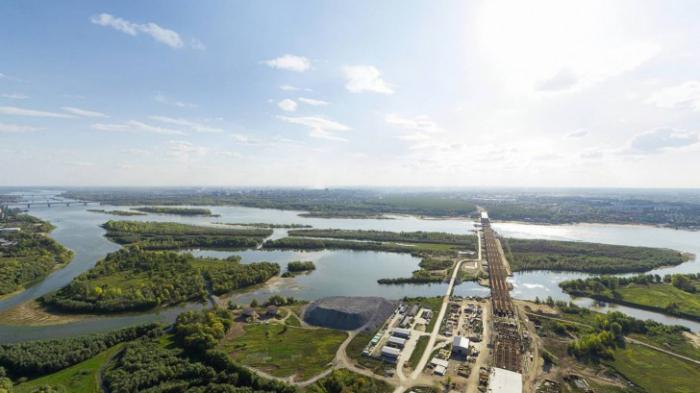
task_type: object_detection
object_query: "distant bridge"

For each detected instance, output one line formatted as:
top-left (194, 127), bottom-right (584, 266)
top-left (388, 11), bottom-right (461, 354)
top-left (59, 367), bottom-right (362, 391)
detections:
top-left (2, 201), bottom-right (100, 209)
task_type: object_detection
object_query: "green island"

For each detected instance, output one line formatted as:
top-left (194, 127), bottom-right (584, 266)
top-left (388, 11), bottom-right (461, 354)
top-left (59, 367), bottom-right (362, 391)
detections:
top-left (102, 220), bottom-right (271, 250)
top-left (560, 273), bottom-right (700, 320)
top-left (529, 301), bottom-right (700, 393)
top-left (265, 228), bottom-right (476, 256)
top-left (0, 210), bottom-right (74, 297)
top-left (282, 260), bottom-right (316, 277)
top-left (219, 222), bottom-right (313, 229)
top-left (503, 238), bottom-right (688, 274)
top-left (378, 257), bottom-right (454, 284)
top-left (86, 208), bottom-right (146, 216)
top-left (288, 229), bottom-right (477, 247)
top-left (39, 248), bottom-right (279, 313)
top-left (131, 206), bottom-right (217, 216)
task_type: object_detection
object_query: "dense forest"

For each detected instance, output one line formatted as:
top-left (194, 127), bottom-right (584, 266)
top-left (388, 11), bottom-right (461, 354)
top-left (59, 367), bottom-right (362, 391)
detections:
top-left (41, 249), bottom-right (279, 313)
top-left (502, 238), bottom-right (688, 274)
top-left (195, 256), bottom-right (279, 295)
top-left (102, 220), bottom-right (270, 250)
top-left (0, 211), bottom-right (73, 296)
top-left (87, 208), bottom-right (146, 216)
top-left (103, 309), bottom-right (296, 393)
top-left (306, 369), bottom-right (392, 393)
top-left (0, 324), bottom-right (159, 378)
top-left (63, 188), bottom-right (700, 229)
top-left (287, 229), bottom-right (477, 248)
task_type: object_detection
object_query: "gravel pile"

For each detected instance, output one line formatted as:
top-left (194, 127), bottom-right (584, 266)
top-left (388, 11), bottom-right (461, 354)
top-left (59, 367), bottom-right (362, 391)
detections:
top-left (303, 296), bottom-right (396, 331)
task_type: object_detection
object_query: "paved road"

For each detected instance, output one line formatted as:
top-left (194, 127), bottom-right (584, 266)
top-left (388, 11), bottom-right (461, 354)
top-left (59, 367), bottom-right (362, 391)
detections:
top-left (409, 259), bottom-right (464, 380)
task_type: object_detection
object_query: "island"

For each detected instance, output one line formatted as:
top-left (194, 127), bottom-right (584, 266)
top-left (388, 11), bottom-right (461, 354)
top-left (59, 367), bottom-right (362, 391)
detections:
top-left (131, 206), bottom-right (217, 216)
top-left (102, 220), bottom-right (271, 250)
top-left (0, 209), bottom-right (73, 297)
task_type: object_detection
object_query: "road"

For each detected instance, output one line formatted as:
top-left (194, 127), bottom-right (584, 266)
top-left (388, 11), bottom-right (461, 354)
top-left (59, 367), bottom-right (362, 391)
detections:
top-left (409, 258), bottom-right (464, 380)
top-left (527, 311), bottom-right (700, 366)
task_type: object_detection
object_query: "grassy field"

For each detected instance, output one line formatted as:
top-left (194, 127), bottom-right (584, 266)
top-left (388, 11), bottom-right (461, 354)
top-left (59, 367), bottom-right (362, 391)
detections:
top-left (615, 284), bottom-right (700, 319)
top-left (221, 323), bottom-right (347, 380)
top-left (409, 336), bottom-right (429, 369)
top-left (605, 343), bottom-right (700, 393)
top-left (14, 344), bottom-right (122, 393)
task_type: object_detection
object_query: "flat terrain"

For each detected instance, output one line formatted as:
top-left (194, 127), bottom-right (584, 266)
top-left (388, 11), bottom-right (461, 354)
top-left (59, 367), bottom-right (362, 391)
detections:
top-left (605, 343), bottom-right (700, 393)
top-left (221, 323), bottom-right (347, 380)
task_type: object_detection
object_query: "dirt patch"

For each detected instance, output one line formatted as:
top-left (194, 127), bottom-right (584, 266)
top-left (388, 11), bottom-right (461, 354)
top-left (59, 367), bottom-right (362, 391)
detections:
top-left (0, 300), bottom-right (86, 326)
top-left (683, 332), bottom-right (700, 349)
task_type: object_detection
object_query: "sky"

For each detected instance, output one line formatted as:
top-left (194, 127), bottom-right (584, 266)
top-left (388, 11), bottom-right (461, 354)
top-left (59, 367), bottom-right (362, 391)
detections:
top-left (1, 0), bottom-right (700, 188)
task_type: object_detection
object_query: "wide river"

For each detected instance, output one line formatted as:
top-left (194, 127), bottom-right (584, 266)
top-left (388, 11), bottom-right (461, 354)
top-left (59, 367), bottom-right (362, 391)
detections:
top-left (1, 195), bottom-right (699, 341)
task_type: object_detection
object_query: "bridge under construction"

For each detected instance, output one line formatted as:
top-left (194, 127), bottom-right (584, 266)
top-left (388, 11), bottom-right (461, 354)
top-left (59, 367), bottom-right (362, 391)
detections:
top-left (481, 212), bottom-right (523, 373)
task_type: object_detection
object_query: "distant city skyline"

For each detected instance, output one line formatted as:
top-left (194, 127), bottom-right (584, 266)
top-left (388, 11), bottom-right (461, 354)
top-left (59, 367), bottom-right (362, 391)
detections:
top-left (1, 1), bottom-right (700, 187)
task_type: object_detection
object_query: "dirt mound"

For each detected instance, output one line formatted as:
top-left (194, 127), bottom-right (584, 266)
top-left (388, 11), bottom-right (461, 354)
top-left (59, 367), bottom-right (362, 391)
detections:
top-left (303, 296), bottom-right (396, 331)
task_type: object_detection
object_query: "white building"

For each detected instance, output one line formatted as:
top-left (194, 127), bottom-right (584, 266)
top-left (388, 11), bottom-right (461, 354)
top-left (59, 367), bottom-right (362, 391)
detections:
top-left (392, 328), bottom-right (411, 338)
top-left (488, 368), bottom-right (522, 393)
top-left (434, 365), bottom-right (447, 376)
top-left (381, 346), bottom-right (401, 359)
top-left (430, 357), bottom-right (449, 369)
top-left (387, 336), bottom-right (406, 348)
top-left (452, 336), bottom-right (470, 356)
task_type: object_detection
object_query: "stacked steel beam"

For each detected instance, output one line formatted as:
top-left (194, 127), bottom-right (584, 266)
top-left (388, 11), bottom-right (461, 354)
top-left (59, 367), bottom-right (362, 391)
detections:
top-left (481, 216), bottom-right (522, 372)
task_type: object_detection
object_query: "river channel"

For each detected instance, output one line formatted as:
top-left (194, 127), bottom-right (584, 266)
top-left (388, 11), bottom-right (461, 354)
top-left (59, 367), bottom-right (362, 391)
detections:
top-left (1, 192), bottom-right (699, 342)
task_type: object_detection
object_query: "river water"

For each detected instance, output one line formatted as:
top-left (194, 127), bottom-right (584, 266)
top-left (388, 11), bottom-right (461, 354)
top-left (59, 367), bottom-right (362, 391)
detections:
top-left (1, 193), bottom-right (699, 342)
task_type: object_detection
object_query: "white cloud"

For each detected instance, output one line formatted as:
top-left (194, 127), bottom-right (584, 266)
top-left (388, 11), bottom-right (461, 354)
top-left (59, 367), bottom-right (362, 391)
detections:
top-left (92, 120), bottom-right (186, 135)
top-left (298, 97), bottom-right (329, 106)
top-left (166, 140), bottom-right (208, 160)
top-left (277, 115), bottom-right (350, 141)
top-left (342, 65), bottom-right (394, 94)
top-left (154, 93), bottom-right (197, 108)
top-left (263, 55), bottom-right (311, 72)
top-left (0, 123), bottom-right (42, 133)
top-left (277, 99), bottom-right (298, 112)
top-left (2, 93), bottom-right (29, 100)
top-left (0, 106), bottom-right (75, 118)
top-left (149, 115), bottom-right (223, 133)
top-left (536, 68), bottom-right (578, 92)
top-left (385, 114), bottom-right (442, 134)
top-left (624, 128), bottom-right (699, 154)
top-left (280, 85), bottom-right (300, 91)
top-left (61, 106), bottom-right (108, 118)
top-left (566, 129), bottom-right (589, 138)
top-left (647, 81), bottom-right (700, 111)
top-left (90, 13), bottom-right (201, 49)
top-left (190, 38), bottom-right (206, 51)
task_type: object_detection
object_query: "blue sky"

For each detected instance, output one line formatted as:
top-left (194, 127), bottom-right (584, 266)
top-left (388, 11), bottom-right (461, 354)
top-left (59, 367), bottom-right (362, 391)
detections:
top-left (2, 1), bottom-right (700, 187)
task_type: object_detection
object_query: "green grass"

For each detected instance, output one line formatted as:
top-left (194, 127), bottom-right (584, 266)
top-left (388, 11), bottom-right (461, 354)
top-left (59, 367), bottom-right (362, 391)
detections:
top-left (14, 344), bottom-right (122, 393)
top-left (221, 323), bottom-right (347, 380)
top-left (604, 343), bottom-right (700, 393)
top-left (285, 313), bottom-right (302, 327)
top-left (409, 336), bottom-right (429, 369)
top-left (304, 368), bottom-right (393, 393)
top-left (615, 284), bottom-right (700, 319)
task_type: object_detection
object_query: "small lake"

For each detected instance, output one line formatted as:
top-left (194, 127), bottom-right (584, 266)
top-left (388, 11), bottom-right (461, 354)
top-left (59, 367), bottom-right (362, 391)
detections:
top-left (1, 191), bottom-right (699, 341)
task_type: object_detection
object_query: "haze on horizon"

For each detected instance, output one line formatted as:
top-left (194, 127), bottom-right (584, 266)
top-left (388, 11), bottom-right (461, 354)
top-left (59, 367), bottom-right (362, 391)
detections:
top-left (2, 1), bottom-right (700, 188)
